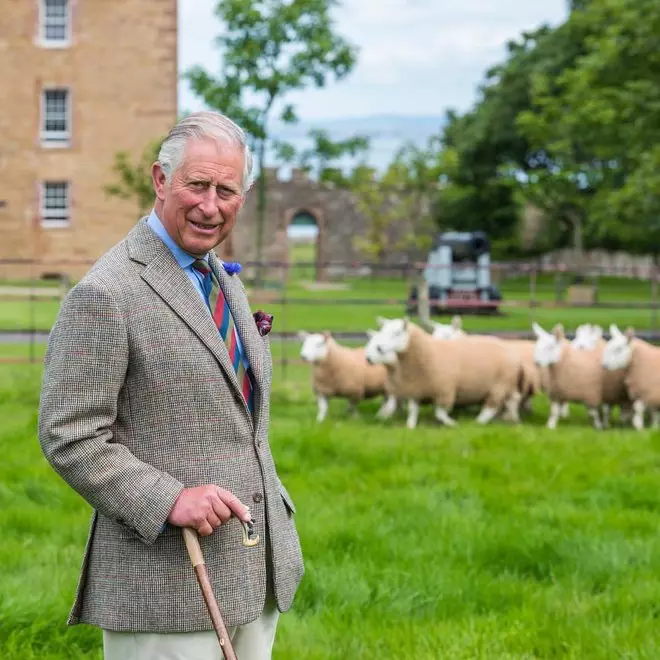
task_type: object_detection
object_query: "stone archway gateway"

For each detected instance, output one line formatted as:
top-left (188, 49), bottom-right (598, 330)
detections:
top-left (284, 207), bottom-right (327, 281)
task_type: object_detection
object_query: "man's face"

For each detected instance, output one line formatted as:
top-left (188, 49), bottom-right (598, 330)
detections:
top-left (152, 138), bottom-right (246, 257)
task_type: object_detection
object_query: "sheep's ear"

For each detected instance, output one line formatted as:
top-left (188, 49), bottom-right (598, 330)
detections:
top-left (451, 315), bottom-right (462, 329)
top-left (609, 324), bottom-right (621, 338)
top-left (552, 323), bottom-right (565, 340)
top-left (376, 316), bottom-right (387, 328)
top-left (322, 331), bottom-right (332, 341)
top-left (532, 321), bottom-right (545, 337)
top-left (366, 329), bottom-right (376, 339)
top-left (402, 317), bottom-right (409, 330)
top-left (297, 331), bottom-right (309, 341)
top-left (592, 324), bottom-right (603, 338)
top-left (624, 326), bottom-right (635, 341)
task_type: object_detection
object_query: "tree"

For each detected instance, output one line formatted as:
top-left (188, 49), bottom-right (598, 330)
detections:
top-left (517, 0), bottom-right (660, 256)
top-left (185, 0), bottom-right (358, 284)
top-left (298, 129), bottom-right (370, 187)
top-left (351, 141), bottom-right (440, 263)
top-left (105, 137), bottom-right (164, 217)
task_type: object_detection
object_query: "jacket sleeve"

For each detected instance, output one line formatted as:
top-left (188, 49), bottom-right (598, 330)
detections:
top-left (38, 278), bottom-right (184, 545)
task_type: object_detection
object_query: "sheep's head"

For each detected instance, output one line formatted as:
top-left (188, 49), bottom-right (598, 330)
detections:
top-left (602, 324), bottom-right (634, 371)
top-left (298, 331), bottom-right (331, 363)
top-left (571, 323), bottom-right (603, 350)
top-left (431, 315), bottom-right (464, 340)
top-left (532, 322), bottom-right (564, 367)
top-left (364, 317), bottom-right (410, 365)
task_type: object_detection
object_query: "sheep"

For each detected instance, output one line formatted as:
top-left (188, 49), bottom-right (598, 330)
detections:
top-left (299, 331), bottom-right (395, 422)
top-left (430, 315), bottom-right (466, 340)
top-left (602, 325), bottom-right (660, 431)
top-left (430, 314), bottom-right (540, 417)
top-left (568, 322), bottom-right (632, 427)
top-left (364, 317), bottom-right (523, 429)
top-left (532, 321), bottom-right (631, 430)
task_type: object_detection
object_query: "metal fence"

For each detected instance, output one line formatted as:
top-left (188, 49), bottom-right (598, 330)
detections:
top-left (2, 259), bottom-right (660, 371)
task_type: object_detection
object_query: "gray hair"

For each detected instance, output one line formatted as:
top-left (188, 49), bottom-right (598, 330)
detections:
top-left (157, 111), bottom-right (254, 192)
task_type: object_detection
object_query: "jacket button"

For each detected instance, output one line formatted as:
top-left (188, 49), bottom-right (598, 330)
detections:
top-left (252, 492), bottom-right (263, 504)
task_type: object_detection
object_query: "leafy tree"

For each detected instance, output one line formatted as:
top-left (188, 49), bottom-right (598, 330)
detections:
top-left (104, 137), bottom-right (164, 217)
top-left (184, 0), bottom-right (358, 283)
top-left (517, 0), bottom-right (660, 256)
top-left (298, 129), bottom-right (370, 186)
top-left (351, 140), bottom-right (440, 262)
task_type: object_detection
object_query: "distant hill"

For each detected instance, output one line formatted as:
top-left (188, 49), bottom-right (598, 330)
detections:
top-left (269, 114), bottom-right (445, 172)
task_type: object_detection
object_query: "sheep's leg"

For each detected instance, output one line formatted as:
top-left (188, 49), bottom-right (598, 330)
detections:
top-left (406, 399), bottom-right (420, 430)
top-left (316, 394), bottom-right (329, 423)
top-left (560, 402), bottom-right (570, 419)
top-left (619, 404), bottom-right (633, 425)
top-left (346, 399), bottom-right (360, 418)
top-left (600, 404), bottom-right (611, 429)
top-left (632, 399), bottom-right (646, 431)
top-left (434, 406), bottom-right (457, 427)
top-left (651, 408), bottom-right (660, 430)
top-left (502, 391), bottom-right (522, 424)
top-left (476, 405), bottom-right (499, 425)
top-left (376, 395), bottom-right (398, 420)
top-left (588, 406), bottom-right (603, 430)
top-left (546, 401), bottom-right (562, 429)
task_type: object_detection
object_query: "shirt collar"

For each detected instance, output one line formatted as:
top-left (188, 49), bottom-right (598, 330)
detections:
top-left (146, 208), bottom-right (208, 269)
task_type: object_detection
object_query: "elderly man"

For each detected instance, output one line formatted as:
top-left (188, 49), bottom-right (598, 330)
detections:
top-left (38, 111), bottom-right (304, 660)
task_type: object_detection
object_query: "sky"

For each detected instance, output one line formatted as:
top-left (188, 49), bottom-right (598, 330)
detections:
top-left (178, 0), bottom-right (568, 121)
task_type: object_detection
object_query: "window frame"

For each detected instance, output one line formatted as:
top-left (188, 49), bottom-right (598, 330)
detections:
top-left (41, 87), bottom-right (71, 148)
top-left (40, 181), bottom-right (71, 229)
top-left (38, 0), bottom-right (72, 48)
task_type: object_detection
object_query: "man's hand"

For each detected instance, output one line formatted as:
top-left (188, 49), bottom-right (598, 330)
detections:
top-left (167, 485), bottom-right (251, 536)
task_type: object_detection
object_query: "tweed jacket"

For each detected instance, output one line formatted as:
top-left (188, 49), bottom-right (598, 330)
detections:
top-left (37, 218), bottom-right (304, 632)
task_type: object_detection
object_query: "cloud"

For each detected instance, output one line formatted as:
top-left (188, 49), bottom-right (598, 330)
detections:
top-left (178, 0), bottom-right (567, 119)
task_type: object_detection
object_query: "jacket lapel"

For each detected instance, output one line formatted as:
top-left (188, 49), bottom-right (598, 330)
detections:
top-left (128, 220), bottom-right (250, 421)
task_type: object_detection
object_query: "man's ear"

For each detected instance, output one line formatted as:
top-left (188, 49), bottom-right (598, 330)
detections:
top-left (152, 162), bottom-right (167, 202)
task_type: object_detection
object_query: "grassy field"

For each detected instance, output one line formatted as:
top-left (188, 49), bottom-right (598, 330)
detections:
top-left (1, 274), bottom-right (659, 335)
top-left (2, 355), bottom-right (660, 658)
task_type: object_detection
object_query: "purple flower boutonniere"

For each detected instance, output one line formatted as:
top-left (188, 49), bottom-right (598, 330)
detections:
top-left (254, 310), bottom-right (274, 336)
top-left (223, 261), bottom-right (242, 275)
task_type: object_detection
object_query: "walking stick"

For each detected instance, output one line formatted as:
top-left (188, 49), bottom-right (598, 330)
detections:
top-left (182, 519), bottom-right (260, 660)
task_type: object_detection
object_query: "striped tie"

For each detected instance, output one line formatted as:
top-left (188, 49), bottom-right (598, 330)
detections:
top-left (192, 260), bottom-right (254, 413)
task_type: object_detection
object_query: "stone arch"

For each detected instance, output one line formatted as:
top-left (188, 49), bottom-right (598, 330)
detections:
top-left (284, 207), bottom-right (327, 281)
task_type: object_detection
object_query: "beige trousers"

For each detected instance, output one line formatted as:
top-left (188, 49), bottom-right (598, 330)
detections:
top-left (102, 597), bottom-right (280, 660)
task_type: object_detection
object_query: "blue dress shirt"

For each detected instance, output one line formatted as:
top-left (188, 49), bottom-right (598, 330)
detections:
top-left (146, 209), bottom-right (249, 366)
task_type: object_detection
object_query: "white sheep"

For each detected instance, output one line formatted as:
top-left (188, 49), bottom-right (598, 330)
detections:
top-left (430, 315), bottom-right (540, 417)
top-left (364, 317), bottom-right (522, 429)
top-left (430, 315), bottom-right (466, 340)
top-left (602, 325), bottom-right (660, 431)
top-left (532, 321), bottom-right (631, 430)
top-left (299, 331), bottom-right (395, 422)
top-left (568, 322), bottom-right (632, 427)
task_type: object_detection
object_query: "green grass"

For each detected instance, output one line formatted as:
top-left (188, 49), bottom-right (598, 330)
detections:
top-left (2, 274), bottom-right (660, 334)
top-left (3, 356), bottom-right (660, 658)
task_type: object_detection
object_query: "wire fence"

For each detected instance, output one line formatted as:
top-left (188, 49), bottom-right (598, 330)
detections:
top-left (2, 258), bottom-right (660, 373)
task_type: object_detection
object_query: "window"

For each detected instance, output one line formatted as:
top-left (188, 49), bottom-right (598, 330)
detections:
top-left (40, 0), bottom-right (70, 45)
top-left (41, 182), bottom-right (70, 228)
top-left (41, 89), bottom-right (70, 146)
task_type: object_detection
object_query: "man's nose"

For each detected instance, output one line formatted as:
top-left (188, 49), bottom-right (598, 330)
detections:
top-left (198, 189), bottom-right (219, 217)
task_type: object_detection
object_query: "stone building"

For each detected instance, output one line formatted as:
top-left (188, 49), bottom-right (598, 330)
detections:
top-left (0, 0), bottom-right (177, 280)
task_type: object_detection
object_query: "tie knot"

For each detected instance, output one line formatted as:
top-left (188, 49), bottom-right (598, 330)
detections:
top-left (192, 259), bottom-right (212, 276)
